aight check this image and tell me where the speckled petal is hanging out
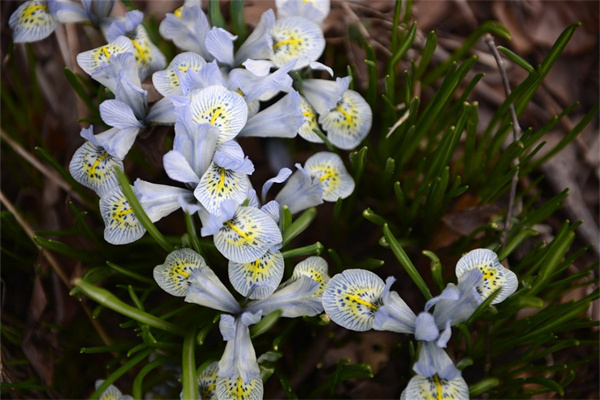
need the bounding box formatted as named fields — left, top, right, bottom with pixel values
left=286, top=256, right=330, bottom=297
left=297, top=95, right=323, bottom=143
left=152, top=52, right=207, bottom=97
left=9, top=0, right=57, bottom=43
left=194, top=162, right=249, bottom=215
left=456, top=248, right=518, bottom=304
left=198, top=361, right=219, bottom=400
left=322, top=269, right=385, bottom=331
left=154, top=248, right=207, bottom=297
left=269, top=16, right=325, bottom=69
left=76, top=36, right=134, bottom=77
left=69, top=140, right=123, bottom=197
left=99, top=186, right=146, bottom=245
left=304, top=152, right=354, bottom=201
left=319, top=89, right=372, bottom=150
left=401, top=375, right=469, bottom=400
left=228, top=250, right=284, bottom=299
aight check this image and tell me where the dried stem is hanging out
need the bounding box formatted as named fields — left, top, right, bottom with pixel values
left=484, top=33, right=522, bottom=249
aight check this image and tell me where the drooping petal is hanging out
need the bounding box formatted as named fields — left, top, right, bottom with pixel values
left=284, top=256, right=330, bottom=297
left=146, top=97, right=177, bottom=125
left=189, top=85, right=248, bottom=143
left=55, top=0, right=88, bottom=24
left=9, top=0, right=57, bottom=43
left=76, top=36, right=134, bottom=78
left=237, top=91, right=303, bottom=139
left=372, top=277, right=417, bottom=334
left=69, top=136, right=123, bottom=197
left=269, top=16, right=325, bottom=69
left=304, top=152, right=355, bottom=201
left=320, top=89, right=372, bottom=150
left=194, top=162, right=250, bottom=215
left=301, top=76, right=351, bottom=115
left=401, top=374, right=469, bottom=400
left=322, top=269, right=385, bottom=331
left=413, top=342, right=462, bottom=381
left=234, top=9, right=275, bottom=66
left=198, top=361, right=219, bottom=400
left=274, top=164, right=323, bottom=214
left=297, top=95, right=323, bottom=143
left=158, top=4, right=211, bottom=58
left=205, top=27, right=237, bottom=66
left=246, top=276, right=322, bottom=317
left=99, top=186, right=146, bottom=245
left=154, top=248, right=207, bottom=297
left=185, top=268, right=241, bottom=314
left=99, top=99, right=144, bottom=130
left=213, top=206, right=283, bottom=264
left=456, top=248, right=518, bottom=304
left=228, top=250, right=285, bottom=299
left=152, top=52, right=207, bottom=97
left=133, top=179, right=194, bottom=222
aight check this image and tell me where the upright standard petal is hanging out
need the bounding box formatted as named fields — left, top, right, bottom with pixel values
left=76, top=36, right=134, bottom=78
left=9, top=0, right=57, bottom=43
left=159, top=4, right=211, bottom=58
left=154, top=248, right=207, bottom=297
left=205, top=27, right=237, bottom=66
left=99, top=186, right=146, bottom=245
left=189, top=86, right=248, bottom=143
left=304, top=152, right=355, bottom=201
left=69, top=131, right=123, bottom=196
left=194, top=162, right=250, bottom=214
left=152, top=52, right=207, bottom=97
left=322, top=269, right=385, bottom=331
left=261, top=168, right=292, bottom=203
left=185, top=268, right=241, bottom=314
left=228, top=250, right=285, bottom=299
left=234, top=9, right=275, bottom=66
left=302, top=76, right=351, bottom=115
left=246, top=276, right=322, bottom=318
left=128, top=25, right=167, bottom=80
left=213, top=206, right=283, bottom=264
left=93, top=126, right=141, bottom=161
left=372, top=277, right=417, bottom=334
left=269, top=16, right=325, bottom=69
left=276, top=0, right=330, bottom=25
left=237, top=91, right=303, bottom=139
left=456, top=248, right=518, bottom=304
left=274, top=164, right=323, bottom=214
left=320, top=89, right=372, bottom=150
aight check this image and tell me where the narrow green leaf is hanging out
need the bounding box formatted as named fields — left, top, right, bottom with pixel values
left=498, top=228, right=539, bottom=260
left=132, top=357, right=173, bottom=400
left=349, top=146, right=368, bottom=184
left=182, top=328, right=199, bottom=400
left=184, top=212, right=203, bottom=255
left=208, top=0, right=226, bottom=28
left=230, top=0, right=247, bottom=42
left=34, top=236, right=97, bottom=262
left=469, top=378, right=500, bottom=397
left=282, top=207, right=317, bottom=246
left=106, top=261, right=154, bottom=284
left=281, top=242, right=323, bottom=259
left=362, top=208, right=388, bottom=226
left=422, top=250, right=444, bottom=293
left=498, top=46, right=535, bottom=73
left=251, top=309, right=282, bottom=338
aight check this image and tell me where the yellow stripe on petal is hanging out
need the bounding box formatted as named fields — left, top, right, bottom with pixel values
left=297, top=96, right=323, bottom=143
left=229, top=250, right=284, bottom=299
left=77, top=36, right=134, bottom=76
left=322, top=269, right=385, bottom=331
left=9, top=0, right=57, bottom=43
left=99, top=187, right=146, bottom=245
left=195, top=163, right=249, bottom=215
left=269, top=16, right=325, bottom=69
left=290, top=256, right=330, bottom=297
left=69, top=141, right=123, bottom=197
left=154, top=248, right=207, bottom=297
left=129, top=25, right=166, bottom=80
left=402, top=375, right=469, bottom=400
left=216, top=376, right=263, bottom=400
left=305, top=152, right=355, bottom=202
left=198, top=362, right=219, bottom=400
left=319, top=90, right=372, bottom=150
left=152, top=52, right=206, bottom=97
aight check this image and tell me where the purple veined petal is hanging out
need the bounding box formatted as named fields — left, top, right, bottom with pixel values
left=302, top=76, right=351, bottom=115
left=372, top=276, right=417, bottom=334
left=304, top=151, right=355, bottom=201
left=320, top=89, right=372, bottom=150
left=185, top=267, right=241, bottom=314
left=322, top=269, right=385, bottom=331
left=159, top=4, right=211, bottom=58
left=213, top=206, right=282, bottom=264
left=133, top=179, right=193, bottom=222
left=76, top=35, right=134, bottom=78
left=93, top=126, right=140, bottom=160
left=414, top=342, right=462, bottom=381
left=219, top=314, right=236, bottom=341
left=205, top=27, right=237, bottom=66
left=154, top=248, right=208, bottom=297
left=275, top=0, right=330, bottom=25
left=194, top=162, right=250, bottom=215
left=261, top=200, right=280, bottom=223
left=238, top=91, right=303, bottom=139
left=234, top=9, right=275, bottom=66
left=69, top=139, right=123, bottom=197
left=297, top=95, right=323, bottom=143
left=99, top=99, right=144, bottom=130
left=269, top=16, right=325, bottom=69
left=456, top=248, right=518, bottom=304
left=261, top=168, right=292, bottom=203
left=146, top=97, right=176, bottom=125
left=189, top=85, right=248, bottom=143
left=99, top=186, right=146, bottom=245
left=274, top=164, right=323, bottom=214
left=152, top=52, right=207, bottom=97
left=228, top=250, right=284, bottom=299
left=9, top=0, right=58, bottom=43
left=246, top=276, right=322, bottom=317
left=163, top=150, right=200, bottom=185
left=413, top=312, right=439, bottom=342
left=217, top=316, right=263, bottom=400
left=198, top=361, right=219, bottom=400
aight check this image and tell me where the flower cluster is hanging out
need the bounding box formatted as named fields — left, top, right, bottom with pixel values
left=322, top=248, right=518, bottom=399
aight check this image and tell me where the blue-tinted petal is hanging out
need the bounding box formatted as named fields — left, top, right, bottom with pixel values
left=69, top=138, right=123, bottom=197
left=198, top=361, right=219, bottom=400
left=413, top=312, right=439, bottom=342
left=304, top=152, right=355, bottom=201
left=261, top=168, right=292, bottom=203
left=322, top=269, right=385, bottom=331
left=133, top=179, right=193, bottom=222
left=76, top=36, right=134, bottom=78
left=194, top=162, right=250, bottom=214
left=154, top=248, right=207, bottom=297
left=372, top=277, right=417, bottom=334
left=9, top=0, right=57, bottom=43
left=173, top=120, right=220, bottom=179
left=146, top=97, right=177, bottom=124
left=230, top=60, right=295, bottom=103
left=95, top=379, right=132, bottom=400
left=246, top=276, right=322, bottom=317
left=90, top=51, right=139, bottom=95
left=213, top=206, right=282, bottom=264
left=152, top=52, right=207, bottom=97
left=228, top=250, right=284, bottom=299
left=275, top=0, right=330, bottom=25
left=238, top=91, right=303, bottom=138
left=234, top=9, right=275, bottom=66
left=414, top=342, right=462, bottom=381
left=456, top=248, right=518, bottom=304
left=55, top=0, right=88, bottom=24
left=93, top=126, right=140, bottom=160
left=269, top=16, right=325, bottom=69
left=159, top=4, right=211, bottom=58
left=213, top=140, right=255, bottom=174
left=99, top=186, right=146, bottom=245
left=104, top=9, right=143, bottom=41
left=301, top=76, right=351, bottom=115
left=205, top=27, right=237, bottom=66
left=163, top=150, right=200, bottom=185
left=297, top=95, right=323, bottom=143
left=99, top=99, right=144, bottom=130
left=401, top=374, right=469, bottom=400
left=241, top=59, right=274, bottom=77
left=320, top=89, right=372, bottom=150
left=274, top=164, right=323, bottom=214
left=283, top=256, right=330, bottom=297
left=185, top=268, right=241, bottom=314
